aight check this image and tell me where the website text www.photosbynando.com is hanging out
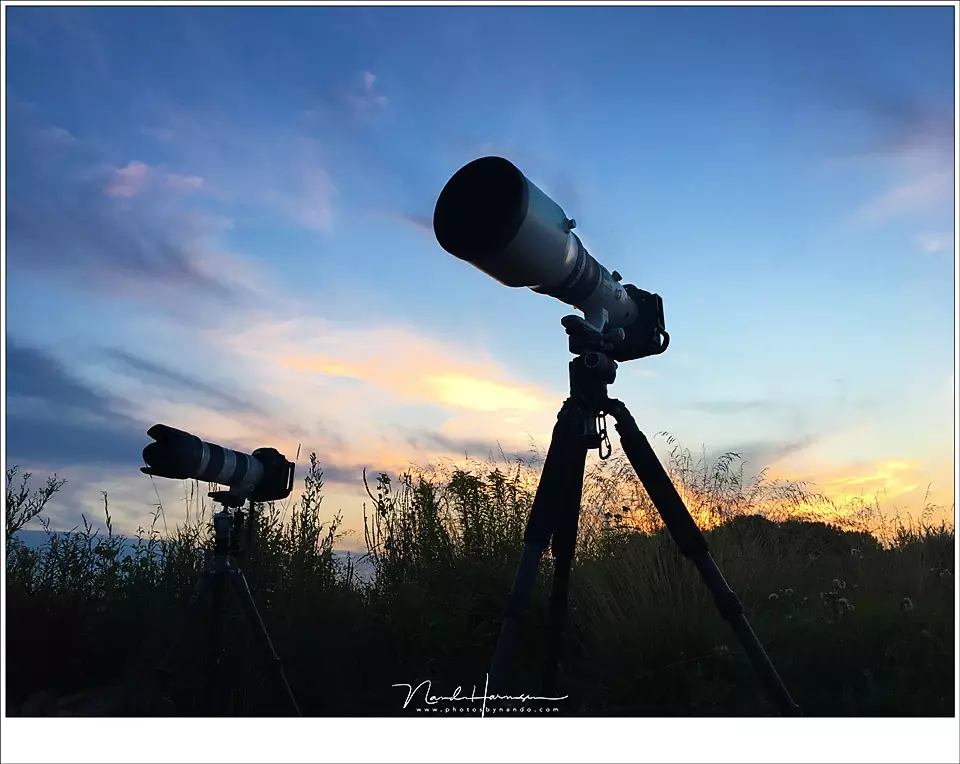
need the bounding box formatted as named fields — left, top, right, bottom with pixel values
left=393, top=675, right=568, bottom=716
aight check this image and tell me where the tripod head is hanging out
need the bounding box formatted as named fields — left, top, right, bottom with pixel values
left=209, top=486, right=252, bottom=510
left=208, top=486, right=256, bottom=560
left=560, top=316, right=622, bottom=458
left=563, top=315, right=620, bottom=380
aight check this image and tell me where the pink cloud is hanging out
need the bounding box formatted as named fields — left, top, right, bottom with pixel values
left=105, top=161, right=149, bottom=198
left=103, top=162, right=206, bottom=198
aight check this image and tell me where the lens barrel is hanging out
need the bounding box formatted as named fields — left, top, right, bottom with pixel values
left=142, top=424, right=265, bottom=488
left=433, top=156, right=637, bottom=331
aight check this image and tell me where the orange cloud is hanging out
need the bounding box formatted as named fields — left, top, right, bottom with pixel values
left=769, top=455, right=953, bottom=527
left=820, top=460, right=919, bottom=501
left=430, top=373, right=549, bottom=412
left=214, top=315, right=562, bottom=428
left=279, top=354, right=554, bottom=415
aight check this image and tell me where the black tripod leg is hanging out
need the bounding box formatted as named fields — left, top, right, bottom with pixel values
left=606, top=400, right=802, bottom=717
left=489, top=399, right=584, bottom=695
left=227, top=568, right=302, bottom=716
left=156, top=569, right=217, bottom=716
left=542, top=431, right=588, bottom=697
left=204, top=571, right=227, bottom=715
left=160, top=569, right=214, bottom=676
left=488, top=542, right=545, bottom=695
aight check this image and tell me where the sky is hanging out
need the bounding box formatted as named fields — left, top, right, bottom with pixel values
left=4, top=4, right=956, bottom=550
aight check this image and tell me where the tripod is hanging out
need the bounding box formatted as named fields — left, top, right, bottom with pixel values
left=158, top=488, right=301, bottom=716
left=488, top=316, right=801, bottom=716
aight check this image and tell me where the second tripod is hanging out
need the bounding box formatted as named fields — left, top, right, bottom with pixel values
left=158, top=489, right=301, bottom=716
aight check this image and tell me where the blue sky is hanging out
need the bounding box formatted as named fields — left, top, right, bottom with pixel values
left=5, top=5, right=955, bottom=546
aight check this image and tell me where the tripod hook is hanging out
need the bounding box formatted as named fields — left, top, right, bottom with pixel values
left=597, top=412, right=612, bottom=460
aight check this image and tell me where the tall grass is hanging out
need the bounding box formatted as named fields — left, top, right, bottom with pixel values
left=4, top=440, right=954, bottom=717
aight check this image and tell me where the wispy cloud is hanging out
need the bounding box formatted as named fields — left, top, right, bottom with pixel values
left=105, top=161, right=205, bottom=198
left=851, top=168, right=952, bottom=226
left=36, top=125, right=76, bottom=146
left=101, top=348, right=270, bottom=419
left=346, top=70, right=388, bottom=119
left=165, top=172, right=204, bottom=191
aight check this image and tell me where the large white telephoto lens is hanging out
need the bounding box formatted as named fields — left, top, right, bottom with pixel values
left=433, top=156, right=638, bottom=333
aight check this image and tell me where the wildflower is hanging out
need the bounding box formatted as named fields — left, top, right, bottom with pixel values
left=837, top=597, right=850, bottom=609
left=850, top=548, right=862, bottom=558
left=801, top=597, right=809, bottom=605
left=768, top=593, right=779, bottom=601
left=832, top=578, right=847, bottom=590
left=900, top=597, right=914, bottom=611
left=783, top=588, right=794, bottom=597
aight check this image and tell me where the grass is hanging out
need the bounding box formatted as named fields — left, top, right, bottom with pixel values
left=4, top=440, right=955, bottom=717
